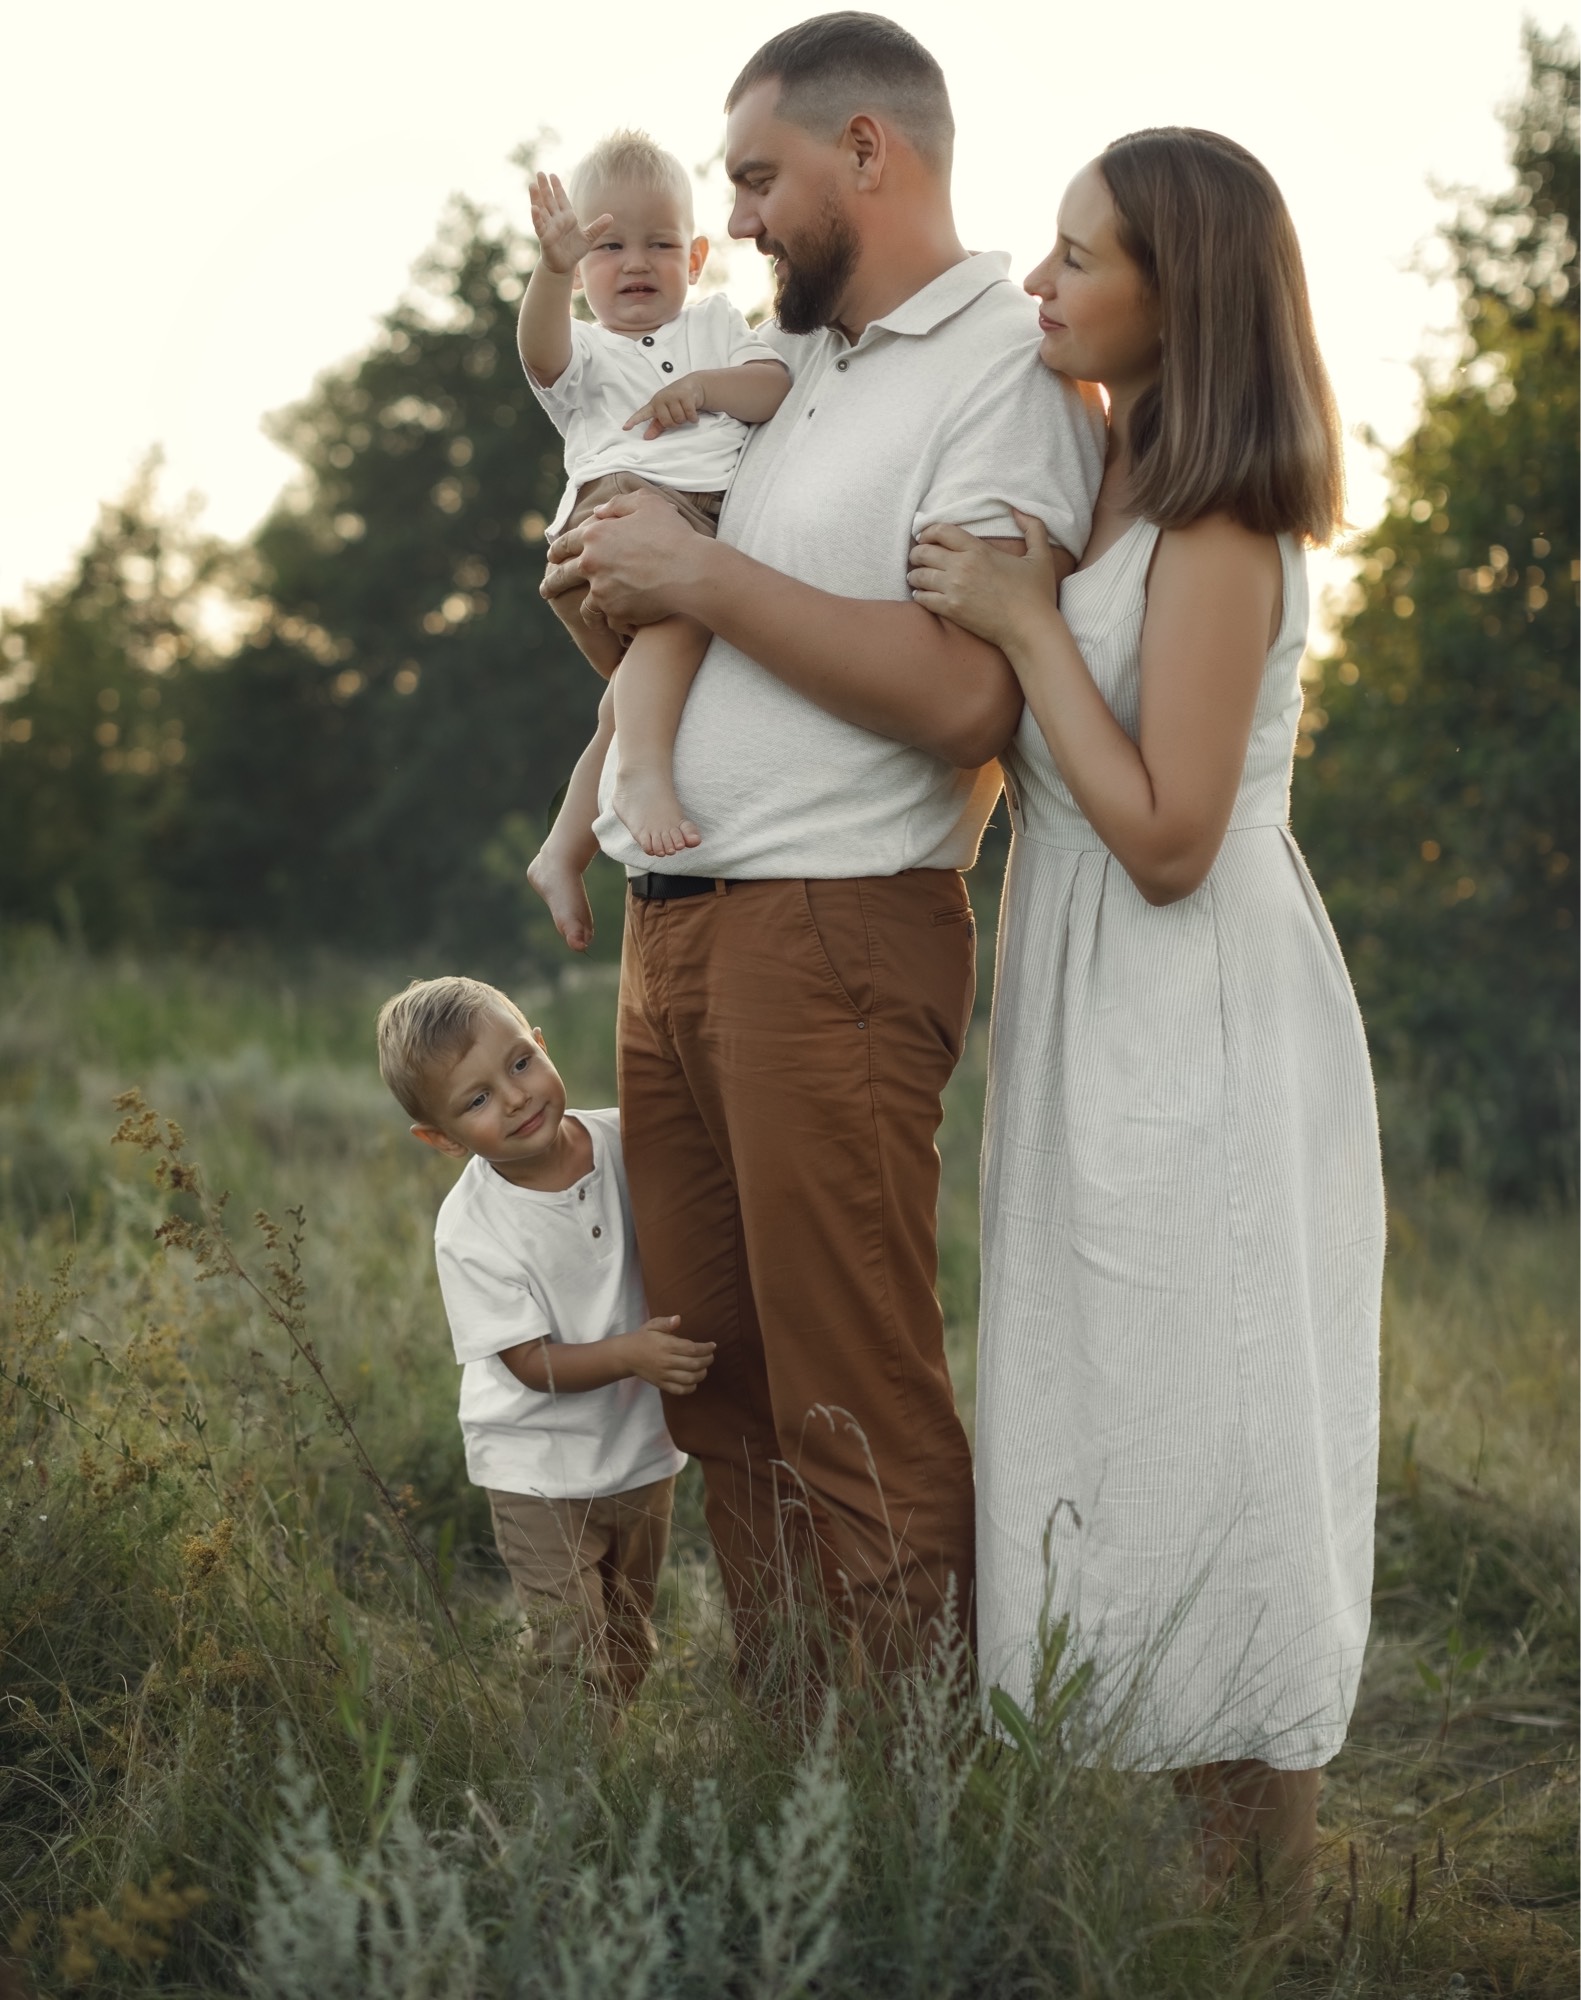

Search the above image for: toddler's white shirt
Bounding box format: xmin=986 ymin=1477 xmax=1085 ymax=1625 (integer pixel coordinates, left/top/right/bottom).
xmin=433 ymin=1108 xmax=684 ymax=1499
xmin=528 ymin=292 xmax=782 ymax=534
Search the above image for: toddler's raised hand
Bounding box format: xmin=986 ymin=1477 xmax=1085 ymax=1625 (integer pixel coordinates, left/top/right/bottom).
xmin=626 ymin=1315 xmax=716 ymax=1397
xmin=529 ymin=171 xmax=614 ymax=278
xmin=624 ymin=373 xmax=710 ymax=441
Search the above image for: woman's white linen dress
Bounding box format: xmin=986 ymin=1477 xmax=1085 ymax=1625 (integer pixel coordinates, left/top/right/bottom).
xmin=976 ymin=521 xmax=1384 ymax=1771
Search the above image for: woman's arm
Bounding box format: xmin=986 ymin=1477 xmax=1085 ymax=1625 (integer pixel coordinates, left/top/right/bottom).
xmin=908 ymin=512 xmax=1280 ymax=904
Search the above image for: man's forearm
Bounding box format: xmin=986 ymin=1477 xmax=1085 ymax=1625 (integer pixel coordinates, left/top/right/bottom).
xmin=683 ymin=540 xmax=1022 ymax=767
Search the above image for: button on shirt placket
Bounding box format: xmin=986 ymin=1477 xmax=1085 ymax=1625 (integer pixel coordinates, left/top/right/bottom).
xmin=576 ymin=1182 xmax=603 ymax=1241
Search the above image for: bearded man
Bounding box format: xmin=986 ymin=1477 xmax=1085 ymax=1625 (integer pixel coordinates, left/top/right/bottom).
xmin=537 ymin=11 xmax=1104 ymax=1679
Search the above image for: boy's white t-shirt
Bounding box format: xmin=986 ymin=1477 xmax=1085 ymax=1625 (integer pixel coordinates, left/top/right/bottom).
xmin=433 ymin=1109 xmax=684 ymax=1500
xmin=527 ymin=291 xmax=783 ymax=534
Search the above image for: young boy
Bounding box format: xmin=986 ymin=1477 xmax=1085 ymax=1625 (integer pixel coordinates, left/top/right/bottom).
xmin=376 ymin=974 xmax=714 ymax=1699
xmin=518 ymin=130 xmax=791 ymax=949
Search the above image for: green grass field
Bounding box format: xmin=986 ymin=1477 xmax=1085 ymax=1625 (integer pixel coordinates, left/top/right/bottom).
xmin=1 ymin=930 xmax=1575 ymax=1997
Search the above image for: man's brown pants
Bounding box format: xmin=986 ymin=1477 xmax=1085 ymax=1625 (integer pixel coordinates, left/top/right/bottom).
xmin=617 ymin=870 xmax=978 ymax=1675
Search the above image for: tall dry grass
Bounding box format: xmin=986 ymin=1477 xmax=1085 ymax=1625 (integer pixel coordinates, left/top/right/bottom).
xmin=0 ymin=931 xmax=1574 ymax=1996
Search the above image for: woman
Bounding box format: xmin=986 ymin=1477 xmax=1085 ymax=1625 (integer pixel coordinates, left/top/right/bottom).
xmin=908 ymin=129 xmax=1384 ymax=1899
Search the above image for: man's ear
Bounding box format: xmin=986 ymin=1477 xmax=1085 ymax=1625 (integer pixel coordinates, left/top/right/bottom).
xmin=688 ymin=235 xmax=708 ymax=285
xmin=411 ymin=1123 xmax=468 ymax=1160
xmin=846 ymin=114 xmax=888 ymax=192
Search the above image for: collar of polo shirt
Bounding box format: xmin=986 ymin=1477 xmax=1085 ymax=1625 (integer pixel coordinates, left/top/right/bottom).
xmin=851 ymin=250 xmax=1013 ymax=348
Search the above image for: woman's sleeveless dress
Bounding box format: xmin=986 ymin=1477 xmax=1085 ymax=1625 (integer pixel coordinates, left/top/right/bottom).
xmin=976 ymin=521 xmax=1384 ymax=1770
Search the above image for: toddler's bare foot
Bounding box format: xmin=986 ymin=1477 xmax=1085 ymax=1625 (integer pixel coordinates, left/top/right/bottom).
xmin=526 ymin=845 xmax=594 ymax=952
xmin=613 ymin=768 xmax=702 ymax=859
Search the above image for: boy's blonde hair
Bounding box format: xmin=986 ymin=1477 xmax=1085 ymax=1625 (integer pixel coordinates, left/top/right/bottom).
xmin=568 ymin=128 xmax=694 ymax=234
xmin=376 ymin=976 xmax=526 ymax=1122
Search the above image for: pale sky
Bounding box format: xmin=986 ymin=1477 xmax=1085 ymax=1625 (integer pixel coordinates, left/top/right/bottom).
xmin=1 ymin=0 xmax=1569 ymax=617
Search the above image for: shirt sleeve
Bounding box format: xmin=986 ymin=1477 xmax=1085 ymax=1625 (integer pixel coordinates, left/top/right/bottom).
xmin=436 ymin=1227 xmax=554 ymax=1365
xmin=705 ymin=293 xmax=787 ymax=371
xmin=913 ymin=348 xmax=1107 ymax=554
xmin=522 ymin=316 xmax=597 ymax=439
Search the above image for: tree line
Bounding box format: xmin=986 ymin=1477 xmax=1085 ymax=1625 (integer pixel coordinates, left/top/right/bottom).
xmin=1 ymin=30 xmax=1574 ymax=1198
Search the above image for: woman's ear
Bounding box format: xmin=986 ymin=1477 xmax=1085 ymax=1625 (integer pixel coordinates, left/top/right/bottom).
xmin=688 ymin=235 xmax=708 ymax=285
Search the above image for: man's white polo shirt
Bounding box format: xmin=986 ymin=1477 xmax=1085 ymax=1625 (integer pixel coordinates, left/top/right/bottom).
xmin=433 ymin=1109 xmax=684 ymax=1499
xmin=592 ymin=251 xmax=1106 ymax=880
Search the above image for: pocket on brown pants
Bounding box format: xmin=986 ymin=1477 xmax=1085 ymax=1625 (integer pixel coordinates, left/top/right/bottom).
xmin=801 ymin=878 xmax=877 ymax=1021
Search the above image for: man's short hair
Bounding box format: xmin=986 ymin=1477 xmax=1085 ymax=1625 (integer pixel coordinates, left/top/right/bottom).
xmin=726 ymin=12 xmax=953 ymax=172
xmin=568 ymin=128 xmax=694 ymax=233
xmin=376 ymin=975 xmax=526 ymax=1122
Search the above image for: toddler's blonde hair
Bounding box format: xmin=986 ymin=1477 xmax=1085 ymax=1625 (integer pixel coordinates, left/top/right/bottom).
xmin=568 ymin=128 xmax=694 ymax=234
xmin=376 ymin=975 xmax=527 ymax=1122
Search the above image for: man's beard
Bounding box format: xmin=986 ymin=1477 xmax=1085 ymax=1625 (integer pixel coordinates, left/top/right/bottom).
xmin=765 ymin=200 xmax=859 ymax=335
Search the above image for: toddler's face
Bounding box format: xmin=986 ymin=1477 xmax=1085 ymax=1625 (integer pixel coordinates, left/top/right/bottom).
xmin=576 ymin=181 xmax=705 ymax=335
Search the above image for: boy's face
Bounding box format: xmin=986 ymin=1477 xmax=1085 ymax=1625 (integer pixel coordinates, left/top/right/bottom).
xmin=576 ymin=181 xmax=706 ymax=335
xmin=410 ymin=1004 xmax=570 ymax=1178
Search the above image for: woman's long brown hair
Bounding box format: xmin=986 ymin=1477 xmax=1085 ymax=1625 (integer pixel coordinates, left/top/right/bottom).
xmin=1099 ymin=127 xmax=1344 ymax=545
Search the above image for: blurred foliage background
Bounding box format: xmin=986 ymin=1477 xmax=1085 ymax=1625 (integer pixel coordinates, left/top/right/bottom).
xmin=1295 ymin=26 xmax=1578 ymax=1201
xmin=1 ymin=29 xmax=1575 ymax=1202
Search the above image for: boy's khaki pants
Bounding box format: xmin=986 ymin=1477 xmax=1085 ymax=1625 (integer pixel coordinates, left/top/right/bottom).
xmin=486 ymin=1476 xmax=674 ymax=1701
xmin=617 ymin=870 xmax=979 ymax=1680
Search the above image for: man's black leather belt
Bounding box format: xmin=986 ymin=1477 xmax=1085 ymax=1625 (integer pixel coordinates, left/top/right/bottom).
xmin=628 ymin=871 xmax=729 ymax=901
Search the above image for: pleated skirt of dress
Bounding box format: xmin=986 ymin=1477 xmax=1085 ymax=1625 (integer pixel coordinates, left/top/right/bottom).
xmin=975 ymin=820 xmax=1385 ymax=1770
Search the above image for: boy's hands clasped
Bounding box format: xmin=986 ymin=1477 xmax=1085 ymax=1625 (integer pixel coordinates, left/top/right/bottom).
xmin=624 ymin=1315 xmax=715 ymax=1396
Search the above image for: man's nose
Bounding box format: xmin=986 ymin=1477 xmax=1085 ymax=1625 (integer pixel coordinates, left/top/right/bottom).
xmin=727 ymin=194 xmax=756 ymax=241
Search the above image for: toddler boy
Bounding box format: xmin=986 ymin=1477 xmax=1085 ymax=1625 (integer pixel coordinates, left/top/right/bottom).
xmin=376 ymin=974 xmax=714 ymax=1698
xmin=518 ymin=129 xmax=790 ymax=949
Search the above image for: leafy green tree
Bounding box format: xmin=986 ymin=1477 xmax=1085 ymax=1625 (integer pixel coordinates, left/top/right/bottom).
xmin=0 ymin=463 xmax=215 ymax=945
xmin=1293 ymin=27 xmax=1578 ymax=1200
xmin=176 ymin=197 xmax=606 ymax=964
